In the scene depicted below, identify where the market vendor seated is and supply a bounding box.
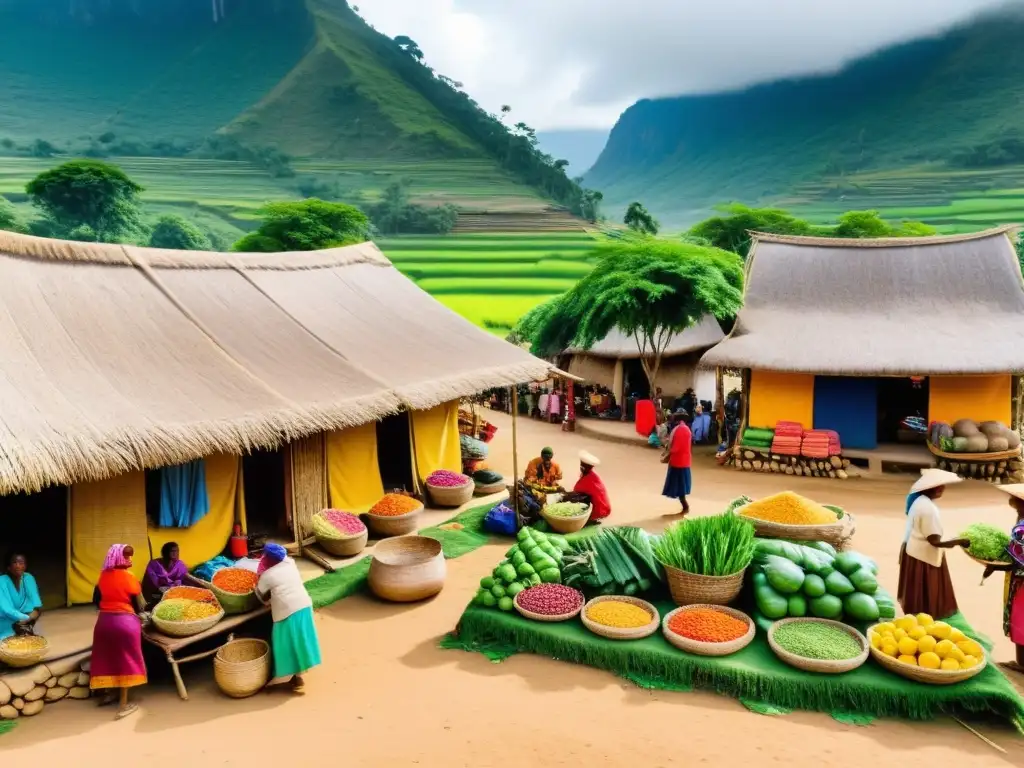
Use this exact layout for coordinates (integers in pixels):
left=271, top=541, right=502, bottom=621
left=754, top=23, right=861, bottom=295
left=0, top=552, right=42, bottom=640
left=142, top=542, right=189, bottom=608
left=571, top=451, right=611, bottom=521
left=524, top=446, right=563, bottom=492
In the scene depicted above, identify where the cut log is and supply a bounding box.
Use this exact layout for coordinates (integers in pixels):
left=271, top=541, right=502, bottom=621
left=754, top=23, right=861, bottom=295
left=836, top=469, right=848, bottom=480
left=830, top=456, right=843, bottom=468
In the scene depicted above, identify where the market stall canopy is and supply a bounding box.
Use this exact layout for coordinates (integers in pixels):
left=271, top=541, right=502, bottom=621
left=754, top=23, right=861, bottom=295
left=0, top=231, right=552, bottom=494
left=566, top=315, right=725, bottom=359
left=701, top=226, right=1024, bottom=376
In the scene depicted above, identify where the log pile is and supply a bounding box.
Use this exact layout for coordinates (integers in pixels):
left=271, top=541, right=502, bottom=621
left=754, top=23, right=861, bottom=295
left=934, top=455, right=1024, bottom=485
left=728, top=446, right=856, bottom=480
left=0, top=653, right=91, bottom=722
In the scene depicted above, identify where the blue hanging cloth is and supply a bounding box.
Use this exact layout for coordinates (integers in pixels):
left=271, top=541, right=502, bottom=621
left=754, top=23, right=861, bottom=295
left=159, top=459, right=211, bottom=528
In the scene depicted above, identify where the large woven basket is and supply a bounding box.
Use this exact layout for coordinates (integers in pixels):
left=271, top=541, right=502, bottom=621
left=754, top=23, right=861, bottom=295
left=317, top=528, right=369, bottom=558
left=580, top=595, right=660, bottom=640
left=513, top=588, right=584, bottom=623
left=366, top=504, right=423, bottom=537
left=661, top=605, right=755, bottom=657
left=0, top=636, right=49, bottom=668
left=151, top=608, right=224, bottom=638
left=193, top=574, right=260, bottom=615
left=368, top=536, right=446, bottom=602
left=427, top=479, right=474, bottom=507
left=744, top=515, right=852, bottom=547
left=866, top=623, right=988, bottom=685
left=214, top=638, right=270, bottom=698
left=474, top=480, right=506, bottom=496
left=541, top=504, right=592, bottom=534
left=661, top=563, right=746, bottom=606
left=768, top=618, right=869, bottom=674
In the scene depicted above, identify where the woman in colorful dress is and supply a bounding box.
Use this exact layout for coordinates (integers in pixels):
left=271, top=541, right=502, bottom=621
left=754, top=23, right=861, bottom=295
left=90, top=544, right=147, bottom=720
left=142, top=541, right=189, bottom=608
left=0, top=552, right=42, bottom=640
left=897, top=469, right=970, bottom=620
left=255, top=543, right=321, bottom=693
left=982, top=484, right=1024, bottom=674
left=662, top=412, right=693, bottom=515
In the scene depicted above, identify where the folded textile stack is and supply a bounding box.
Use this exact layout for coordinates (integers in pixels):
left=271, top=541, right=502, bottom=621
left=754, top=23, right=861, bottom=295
left=771, top=420, right=804, bottom=455
left=741, top=426, right=774, bottom=450
left=802, top=429, right=841, bottom=459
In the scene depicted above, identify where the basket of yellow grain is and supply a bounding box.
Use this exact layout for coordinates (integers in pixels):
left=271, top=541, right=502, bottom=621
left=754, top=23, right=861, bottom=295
left=0, top=634, right=49, bottom=667
left=735, top=492, right=854, bottom=547
left=152, top=596, right=225, bottom=637
left=580, top=595, right=660, bottom=640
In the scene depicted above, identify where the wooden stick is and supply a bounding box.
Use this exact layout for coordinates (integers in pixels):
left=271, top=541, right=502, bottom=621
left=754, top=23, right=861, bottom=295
left=951, top=717, right=1006, bottom=754
left=510, top=386, right=520, bottom=528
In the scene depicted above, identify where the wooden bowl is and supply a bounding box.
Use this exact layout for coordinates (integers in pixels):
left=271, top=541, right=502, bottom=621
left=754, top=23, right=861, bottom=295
left=368, top=536, right=446, bottom=602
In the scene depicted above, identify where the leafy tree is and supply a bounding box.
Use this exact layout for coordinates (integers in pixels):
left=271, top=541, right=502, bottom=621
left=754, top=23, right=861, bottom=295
left=149, top=214, right=212, bottom=251
left=0, top=196, right=24, bottom=233
left=231, top=199, right=369, bottom=253
left=575, top=188, right=603, bottom=223
left=25, top=159, right=144, bottom=241
left=364, top=180, right=458, bottom=235
left=393, top=35, right=424, bottom=60
left=1017, top=231, right=1024, bottom=275
left=514, top=239, right=743, bottom=391
left=624, top=202, right=659, bottom=235
left=833, top=210, right=935, bottom=238
left=29, top=139, right=58, bottom=158
left=687, top=204, right=815, bottom=259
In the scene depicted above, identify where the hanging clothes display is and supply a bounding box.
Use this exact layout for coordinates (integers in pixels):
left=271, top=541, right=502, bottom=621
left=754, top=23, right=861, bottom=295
left=159, top=459, right=211, bottom=528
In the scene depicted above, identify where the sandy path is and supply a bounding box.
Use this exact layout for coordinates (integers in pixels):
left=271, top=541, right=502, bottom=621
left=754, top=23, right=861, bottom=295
left=6, top=411, right=1024, bottom=765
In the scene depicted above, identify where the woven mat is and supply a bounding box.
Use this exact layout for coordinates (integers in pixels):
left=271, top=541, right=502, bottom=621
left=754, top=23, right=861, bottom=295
left=446, top=601, right=1024, bottom=730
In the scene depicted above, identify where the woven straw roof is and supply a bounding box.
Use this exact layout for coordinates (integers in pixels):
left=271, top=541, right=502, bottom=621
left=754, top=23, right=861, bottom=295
left=701, top=226, right=1024, bottom=375
left=567, top=315, right=724, bottom=359
left=0, top=231, right=550, bottom=494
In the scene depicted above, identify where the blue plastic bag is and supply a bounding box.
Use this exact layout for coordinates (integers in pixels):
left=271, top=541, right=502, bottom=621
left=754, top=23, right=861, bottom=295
left=483, top=502, right=518, bottom=536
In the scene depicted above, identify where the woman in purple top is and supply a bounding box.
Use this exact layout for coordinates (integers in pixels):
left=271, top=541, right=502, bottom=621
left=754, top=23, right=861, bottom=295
left=142, top=542, right=188, bottom=608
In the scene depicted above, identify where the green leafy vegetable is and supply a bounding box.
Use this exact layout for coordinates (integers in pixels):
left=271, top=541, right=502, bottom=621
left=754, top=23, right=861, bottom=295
left=958, top=523, right=1011, bottom=562
left=652, top=513, right=755, bottom=576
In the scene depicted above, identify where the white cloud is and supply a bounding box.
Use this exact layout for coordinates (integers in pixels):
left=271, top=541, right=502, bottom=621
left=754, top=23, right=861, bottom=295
left=358, top=0, right=1010, bottom=129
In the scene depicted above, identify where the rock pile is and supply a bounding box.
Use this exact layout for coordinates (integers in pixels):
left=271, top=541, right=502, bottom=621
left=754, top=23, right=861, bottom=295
left=0, top=652, right=90, bottom=721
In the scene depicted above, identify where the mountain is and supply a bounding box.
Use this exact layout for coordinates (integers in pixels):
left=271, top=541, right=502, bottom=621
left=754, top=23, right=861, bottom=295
left=537, top=129, right=609, bottom=176
left=586, top=9, right=1024, bottom=229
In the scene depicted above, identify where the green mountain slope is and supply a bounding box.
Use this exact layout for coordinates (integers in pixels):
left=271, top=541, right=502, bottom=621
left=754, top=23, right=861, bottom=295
left=586, top=9, right=1024, bottom=228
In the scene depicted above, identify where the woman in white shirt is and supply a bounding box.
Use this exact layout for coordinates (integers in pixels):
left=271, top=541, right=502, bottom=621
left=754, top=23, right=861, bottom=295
left=897, top=469, right=970, bottom=620
left=255, top=543, right=321, bottom=693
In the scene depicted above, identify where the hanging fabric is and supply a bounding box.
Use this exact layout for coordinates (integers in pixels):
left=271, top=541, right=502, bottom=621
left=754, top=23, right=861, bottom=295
left=159, top=459, right=211, bottom=528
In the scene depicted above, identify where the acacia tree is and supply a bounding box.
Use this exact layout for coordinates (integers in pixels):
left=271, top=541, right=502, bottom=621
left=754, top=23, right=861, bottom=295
left=515, top=239, right=743, bottom=392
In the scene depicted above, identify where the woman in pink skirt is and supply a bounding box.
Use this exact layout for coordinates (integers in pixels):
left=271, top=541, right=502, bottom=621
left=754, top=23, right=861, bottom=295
left=984, top=485, right=1024, bottom=675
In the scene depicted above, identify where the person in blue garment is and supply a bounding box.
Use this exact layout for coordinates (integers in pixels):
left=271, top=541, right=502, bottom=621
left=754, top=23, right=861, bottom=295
left=0, top=552, right=43, bottom=640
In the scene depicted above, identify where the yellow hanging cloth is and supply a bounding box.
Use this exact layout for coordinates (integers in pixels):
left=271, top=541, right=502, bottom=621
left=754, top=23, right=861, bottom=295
left=411, top=400, right=462, bottom=482
left=327, top=423, right=385, bottom=512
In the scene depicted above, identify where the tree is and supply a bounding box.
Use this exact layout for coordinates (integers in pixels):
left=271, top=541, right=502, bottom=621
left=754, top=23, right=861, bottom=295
left=624, top=201, right=659, bottom=235
left=514, top=240, right=743, bottom=392
left=687, top=204, right=814, bottom=258
left=1017, top=231, right=1024, bottom=276
left=149, top=214, right=212, bottom=251
left=0, top=196, right=24, bottom=233
left=25, top=159, right=144, bottom=241
left=231, top=199, right=369, bottom=252
left=833, top=210, right=935, bottom=238
left=393, top=35, right=424, bottom=60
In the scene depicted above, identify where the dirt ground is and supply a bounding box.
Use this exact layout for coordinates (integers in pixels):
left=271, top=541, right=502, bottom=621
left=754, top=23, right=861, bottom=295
left=6, top=411, right=1024, bottom=765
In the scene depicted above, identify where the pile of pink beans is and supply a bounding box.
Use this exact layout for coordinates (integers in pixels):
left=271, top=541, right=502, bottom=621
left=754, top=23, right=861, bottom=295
left=426, top=470, right=470, bottom=487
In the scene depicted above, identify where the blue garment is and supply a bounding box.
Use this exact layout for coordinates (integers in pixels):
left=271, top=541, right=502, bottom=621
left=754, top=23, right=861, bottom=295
left=692, top=413, right=712, bottom=442
left=483, top=502, right=518, bottom=535
left=0, top=573, right=42, bottom=640
left=159, top=459, right=211, bottom=528
left=193, top=555, right=236, bottom=582
left=662, top=466, right=693, bottom=499
left=905, top=491, right=924, bottom=515
left=272, top=606, right=322, bottom=679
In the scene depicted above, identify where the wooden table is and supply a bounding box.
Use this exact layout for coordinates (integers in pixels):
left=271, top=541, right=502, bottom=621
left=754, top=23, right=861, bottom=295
left=143, top=607, right=271, bottom=700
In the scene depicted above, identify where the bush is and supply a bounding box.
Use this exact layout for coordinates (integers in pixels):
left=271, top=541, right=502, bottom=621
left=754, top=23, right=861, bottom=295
left=232, top=199, right=370, bottom=253
left=149, top=214, right=213, bottom=251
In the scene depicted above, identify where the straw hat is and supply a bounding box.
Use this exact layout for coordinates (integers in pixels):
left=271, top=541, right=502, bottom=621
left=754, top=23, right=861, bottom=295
left=910, top=468, right=963, bottom=493
left=579, top=450, right=601, bottom=467
left=996, top=484, right=1024, bottom=501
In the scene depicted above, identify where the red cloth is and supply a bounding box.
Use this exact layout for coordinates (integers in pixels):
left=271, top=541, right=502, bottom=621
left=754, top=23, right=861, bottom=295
left=574, top=470, right=611, bottom=520
left=97, top=569, right=141, bottom=614
left=669, top=423, right=692, bottom=468
left=635, top=400, right=656, bottom=437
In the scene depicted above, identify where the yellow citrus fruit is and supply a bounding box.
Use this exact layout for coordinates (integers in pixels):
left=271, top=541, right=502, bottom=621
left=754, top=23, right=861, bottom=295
left=949, top=628, right=966, bottom=643
left=875, top=622, right=896, bottom=635
left=915, top=613, right=934, bottom=628
left=918, top=652, right=941, bottom=670
left=917, top=635, right=937, bottom=655
left=895, top=616, right=918, bottom=632
left=897, top=637, right=919, bottom=656
left=956, top=639, right=983, bottom=658
left=961, top=655, right=979, bottom=669
left=934, top=639, right=954, bottom=659
left=870, top=633, right=882, bottom=649
left=894, top=628, right=908, bottom=642
left=881, top=640, right=899, bottom=658
left=908, top=627, right=927, bottom=641
left=940, top=658, right=960, bottom=671
left=927, top=622, right=952, bottom=640
left=897, top=654, right=918, bottom=666
left=948, top=646, right=966, bottom=663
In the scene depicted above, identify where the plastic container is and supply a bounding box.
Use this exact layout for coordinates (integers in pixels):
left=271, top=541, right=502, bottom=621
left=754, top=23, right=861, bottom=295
left=229, top=525, right=249, bottom=558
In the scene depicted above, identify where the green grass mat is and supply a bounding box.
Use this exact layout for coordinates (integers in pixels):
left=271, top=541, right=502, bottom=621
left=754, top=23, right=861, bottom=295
left=306, top=557, right=372, bottom=610
left=447, top=601, right=1024, bottom=729
left=0, top=721, right=16, bottom=737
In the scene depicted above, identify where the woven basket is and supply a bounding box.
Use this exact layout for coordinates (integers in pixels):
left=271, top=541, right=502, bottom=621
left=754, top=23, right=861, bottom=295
left=474, top=480, right=506, bottom=496
left=513, top=589, right=584, bottom=623
left=193, top=575, right=260, bottom=615
left=427, top=479, right=474, bottom=507
left=866, top=623, right=988, bottom=685
left=768, top=618, right=869, bottom=674
left=0, top=636, right=49, bottom=668
left=928, top=444, right=1021, bottom=462
left=368, top=536, right=446, bottom=602
left=151, top=608, right=225, bottom=638
left=661, top=563, right=746, bottom=606
left=366, top=504, right=423, bottom=537
left=580, top=595, right=660, bottom=640
left=540, top=504, right=592, bottom=534
left=214, top=638, right=270, bottom=698
left=744, top=516, right=851, bottom=546
left=963, top=550, right=1011, bottom=568
left=661, top=605, right=755, bottom=657
left=317, top=528, right=369, bottom=557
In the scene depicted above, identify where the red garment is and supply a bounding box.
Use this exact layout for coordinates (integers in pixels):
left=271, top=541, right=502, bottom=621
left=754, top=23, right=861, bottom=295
left=669, top=423, right=692, bottom=468
left=574, top=470, right=611, bottom=520
left=635, top=400, right=656, bottom=437
left=97, top=569, right=141, bottom=614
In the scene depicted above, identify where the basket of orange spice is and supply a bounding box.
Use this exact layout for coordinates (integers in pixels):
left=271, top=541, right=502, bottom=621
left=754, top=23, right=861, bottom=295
left=661, top=604, right=755, bottom=657
left=190, top=568, right=262, bottom=615
left=366, top=493, right=424, bottom=537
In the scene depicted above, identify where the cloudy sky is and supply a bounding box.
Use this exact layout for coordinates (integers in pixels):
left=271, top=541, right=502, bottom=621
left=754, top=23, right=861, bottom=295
left=359, top=0, right=1010, bottom=130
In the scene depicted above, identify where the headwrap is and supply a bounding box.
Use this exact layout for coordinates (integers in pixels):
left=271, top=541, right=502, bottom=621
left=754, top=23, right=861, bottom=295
left=541, top=447, right=553, bottom=457
left=102, top=544, right=131, bottom=571
left=257, top=542, right=287, bottom=575
left=1007, top=523, right=1024, bottom=569
left=904, top=491, right=923, bottom=516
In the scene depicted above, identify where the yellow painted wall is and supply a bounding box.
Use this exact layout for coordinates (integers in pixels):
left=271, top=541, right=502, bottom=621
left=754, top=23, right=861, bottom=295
left=748, top=370, right=815, bottom=429
left=929, top=375, right=1012, bottom=426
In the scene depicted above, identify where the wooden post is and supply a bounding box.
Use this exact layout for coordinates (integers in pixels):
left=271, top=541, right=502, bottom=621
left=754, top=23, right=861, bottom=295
left=510, top=386, right=521, bottom=527
left=715, top=366, right=726, bottom=444
left=65, top=486, right=72, bottom=608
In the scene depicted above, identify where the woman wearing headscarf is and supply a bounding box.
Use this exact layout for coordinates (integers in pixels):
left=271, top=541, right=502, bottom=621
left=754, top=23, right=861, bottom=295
left=255, top=543, right=321, bottom=693
left=981, top=484, right=1024, bottom=674
left=898, top=469, right=970, bottom=620
left=142, top=541, right=189, bottom=608
left=0, top=552, right=42, bottom=640
left=90, top=544, right=147, bottom=720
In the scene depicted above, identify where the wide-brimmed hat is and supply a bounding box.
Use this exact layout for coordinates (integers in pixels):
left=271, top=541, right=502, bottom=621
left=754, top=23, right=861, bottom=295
left=579, top=450, right=601, bottom=467
left=996, top=484, right=1024, bottom=502
left=910, top=468, right=963, bottom=494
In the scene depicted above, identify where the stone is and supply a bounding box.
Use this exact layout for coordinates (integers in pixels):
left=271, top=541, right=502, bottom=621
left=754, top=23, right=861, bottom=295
left=828, top=470, right=837, bottom=479
left=830, top=456, right=843, bottom=468
left=24, top=685, right=45, bottom=702
left=3, top=669, right=37, bottom=698
left=784, top=466, right=794, bottom=475
left=770, top=461, right=780, bottom=472
left=43, top=652, right=90, bottom=679
left=44, top=677, right=56, bottom=689
left=30, top=665, right=50, bottom=685
left=986, top=464, right=996, bottom=477
left=44, top=686, right=68, bottom=703
left=752, top=460, right=763, bottom=471
left=794, top=466, right=804, bottom=476
left=79, top=659, right=90, bottom=673
left=77, top=672, right=90, bottom=687
left=12, top=698, right=23, bottom=711
left=20, top=699, right=43, bottom=716
left=836, top=470, right=848, bottom=480
left=0, top=705, right=17, bottom=720
left=0, top=679, right=9, bottom=706
left=68, top=687, right=91, bottom=700
left=743, top=450, right=755, bottom=460
left=57, top=672, right=79, bottom=689
left=742, top=460, right=752, bottom=471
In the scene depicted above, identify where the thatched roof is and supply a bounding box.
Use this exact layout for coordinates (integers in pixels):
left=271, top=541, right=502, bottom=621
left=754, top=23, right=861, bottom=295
left=701, top=226, right=1024, bottom=375
left=567, top=315, right=724, bottom=359
left=0, top=231, right=551, bottom=494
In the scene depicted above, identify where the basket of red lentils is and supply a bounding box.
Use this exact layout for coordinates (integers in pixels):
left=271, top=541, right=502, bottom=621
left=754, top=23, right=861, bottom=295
left=366, top=493, right=424, bottom=537
left=661, top=604, right=755, bottom=657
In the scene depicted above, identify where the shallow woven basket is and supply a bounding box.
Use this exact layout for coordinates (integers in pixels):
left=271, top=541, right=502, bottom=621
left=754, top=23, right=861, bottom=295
left=151, top=608, right=225, bottom=638
left=368, top=535, right=446, bottom=602
left=427, top=479, right=474, bottom=507
left=541, top=504, right=592, bottom=534
left=745, top=516, right=851, bottom=546
left=963, top=549, right=1011, bottom=569
left=193, top=575, right=260, bottom=615
left=661, top=563, right=746, bottom=606
left=474, top=479, right=506, bottom=496
left=214, top=638, right=270, bottom=698
left=661, top=605, right=755, bottom=657
left=581, top=595, right=660, bottom=640
left=317, top=528, right=369, bottom=557
left=0, top=636, right=49, bottom=668
left=366, top=503, right=423, bottom=537
left=768, top=618, right=869, bottom=674
left=865, top=623, right=988, bottom=685
left=513, top=588, right=584, bottom=623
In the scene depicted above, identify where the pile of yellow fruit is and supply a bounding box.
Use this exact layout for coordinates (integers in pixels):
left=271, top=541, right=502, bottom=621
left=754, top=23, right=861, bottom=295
left=869, top=613, right=983, bottom=671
